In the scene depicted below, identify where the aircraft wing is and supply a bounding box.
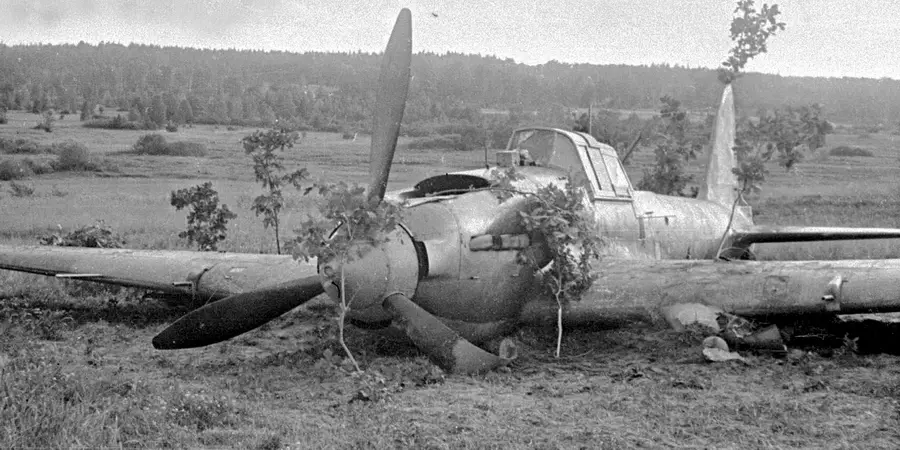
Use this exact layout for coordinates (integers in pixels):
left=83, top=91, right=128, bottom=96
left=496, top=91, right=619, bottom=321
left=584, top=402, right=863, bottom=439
left=731, top=225, right=900, bottom=246
left=0, top=245, right=319, bottom=302
left=519, top=258, right=900, bottom=327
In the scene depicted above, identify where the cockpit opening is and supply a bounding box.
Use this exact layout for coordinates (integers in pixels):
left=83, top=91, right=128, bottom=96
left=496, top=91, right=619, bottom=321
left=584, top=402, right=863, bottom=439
left=402, top=174, right=492, bottom=198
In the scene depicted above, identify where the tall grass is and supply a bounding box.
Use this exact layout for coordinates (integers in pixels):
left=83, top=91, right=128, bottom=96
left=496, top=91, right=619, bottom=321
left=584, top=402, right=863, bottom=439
left=0, top=343, right=245, bottom=448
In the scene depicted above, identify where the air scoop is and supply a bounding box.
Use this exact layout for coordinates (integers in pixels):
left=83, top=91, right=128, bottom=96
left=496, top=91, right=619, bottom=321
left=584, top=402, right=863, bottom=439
left=318, top=225, right=420, bottom=322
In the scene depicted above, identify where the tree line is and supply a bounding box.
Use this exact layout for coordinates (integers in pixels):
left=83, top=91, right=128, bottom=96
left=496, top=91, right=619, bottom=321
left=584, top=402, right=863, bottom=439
left=1, top=41, right=898, bottom=132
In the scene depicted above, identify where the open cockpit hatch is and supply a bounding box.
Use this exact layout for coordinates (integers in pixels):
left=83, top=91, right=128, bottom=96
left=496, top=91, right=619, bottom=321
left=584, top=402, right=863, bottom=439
left=506, top=127, right=634, bottom=200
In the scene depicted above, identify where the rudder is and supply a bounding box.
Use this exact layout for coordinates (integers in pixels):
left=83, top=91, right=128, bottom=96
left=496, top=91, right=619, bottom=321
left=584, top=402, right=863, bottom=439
left=697, top=84, right=738, bottom=207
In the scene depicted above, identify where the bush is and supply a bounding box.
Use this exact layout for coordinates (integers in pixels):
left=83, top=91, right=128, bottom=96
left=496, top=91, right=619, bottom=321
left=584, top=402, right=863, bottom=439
left=164, top=141, right=207, bottom=157
left=22, top=157, right=54, bottom=175
left=829, top=146, right=874, bottom=157
left=39, top=221, right=124, bottom=248
left=52, top=141, right=98, bottom=171
left=0, top=159, right=34, bottom=180
left=82, top=117, right=146, bottom=130
left=33, top=110, right=55, bottom=132
left=8, top=181, right=35, bottom=197
left=165, top=123, right=178, bottom=132
left=132, top=134, right=206, bottom=156
left=0, top=107, right=7, bottom=124
left=0, top=137, right=52, bottom=154
left=133, top=134, right=169, bottom=154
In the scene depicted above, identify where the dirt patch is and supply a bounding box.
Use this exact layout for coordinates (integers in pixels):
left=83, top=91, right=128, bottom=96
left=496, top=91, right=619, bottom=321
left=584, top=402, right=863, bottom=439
left=2, top=293, right=899, bottom=449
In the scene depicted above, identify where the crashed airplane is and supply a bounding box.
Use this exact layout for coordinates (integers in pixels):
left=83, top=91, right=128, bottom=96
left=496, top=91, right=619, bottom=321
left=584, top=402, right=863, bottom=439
left=3, top=8, right=900, bottom=373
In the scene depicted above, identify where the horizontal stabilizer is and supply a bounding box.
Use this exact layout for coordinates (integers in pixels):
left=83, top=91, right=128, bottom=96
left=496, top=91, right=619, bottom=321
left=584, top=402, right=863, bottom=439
left=732, top=225, right=900, bottom=246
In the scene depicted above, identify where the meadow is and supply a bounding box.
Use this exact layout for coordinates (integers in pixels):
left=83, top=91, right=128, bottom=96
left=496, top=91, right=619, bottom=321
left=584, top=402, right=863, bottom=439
left=1, top=110, right=900, bottom=449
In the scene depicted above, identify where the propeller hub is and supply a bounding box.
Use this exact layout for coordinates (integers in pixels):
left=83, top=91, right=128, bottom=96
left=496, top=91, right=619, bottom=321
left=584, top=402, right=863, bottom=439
left=319, top=225, right=419, bottom=323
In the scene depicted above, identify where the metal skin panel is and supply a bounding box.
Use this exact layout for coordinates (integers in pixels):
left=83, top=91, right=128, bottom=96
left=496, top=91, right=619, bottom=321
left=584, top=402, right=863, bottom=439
left=629, top=191, right=749, bottom=260
left=0, top=245, right=318, bottom=301
left=195, top=256, right=319, bottom=302
left=520, top=259, right=900, bottom=328
left=401, top=190, right=540, bottom=327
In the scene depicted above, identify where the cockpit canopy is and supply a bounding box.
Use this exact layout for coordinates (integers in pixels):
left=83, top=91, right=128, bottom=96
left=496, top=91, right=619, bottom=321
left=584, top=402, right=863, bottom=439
left=507, top=127, right=633, bottom=199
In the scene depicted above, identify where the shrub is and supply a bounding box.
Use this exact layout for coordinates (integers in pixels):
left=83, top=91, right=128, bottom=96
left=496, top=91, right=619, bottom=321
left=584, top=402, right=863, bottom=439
left=164, top=141, right=206, bottom=157
left=52, top=141, right=97, bottom=171
left=22, top=158, right=54, bottom=175
left=39, top=221, right=124, bottom=248
left=132, top=134, right=169, bottom=155
left=165, top=123, right=178, bottom=132
left=0, top=107, right=7, bottom=124
left=132, top=134, right=206, bottom=156
left=0, top=137, right=52, bottom=154
left=82, top=117, right=145, bottom=130
left=829, top=146, right=874, bottom=157
left=33, top=110, right=55, bottom=132
left=8, top=181, right=35, bottom=197
left=0, top=159, right=34, bottom=180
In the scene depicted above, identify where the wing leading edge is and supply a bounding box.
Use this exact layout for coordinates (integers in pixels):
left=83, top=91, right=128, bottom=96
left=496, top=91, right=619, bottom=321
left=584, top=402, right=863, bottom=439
left=520, top=258, right=900, bottom=327
left=0, top=245, right=319, bottom=302
left=731, top=225, right=900, bottom=247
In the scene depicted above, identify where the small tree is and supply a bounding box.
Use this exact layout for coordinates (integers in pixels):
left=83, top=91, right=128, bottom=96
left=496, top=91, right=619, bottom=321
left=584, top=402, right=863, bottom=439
left=636, top=96, right=703, bottom=196
left=80, top=100, right=93, bottom=121
left=733, top=104, right=832, bottom=193
left=170, top=182, right=237, bottom=251
left=638, top=1, right=786, bottom=197
left=242, top=128, right=308, bottom=254
left=36, top=110, right=55, bottom=133
left=148, top=95, right=167, bottom=128
left=179, top=99, right=194, bottom=125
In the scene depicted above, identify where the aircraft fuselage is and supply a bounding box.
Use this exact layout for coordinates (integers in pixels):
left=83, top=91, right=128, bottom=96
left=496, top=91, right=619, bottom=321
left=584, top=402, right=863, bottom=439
left=337, top=127, right=753, bottom=343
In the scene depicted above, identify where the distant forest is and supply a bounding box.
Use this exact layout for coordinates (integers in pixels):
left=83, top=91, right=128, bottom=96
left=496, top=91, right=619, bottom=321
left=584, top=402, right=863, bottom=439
left=1, top=42, right=899, bottom=133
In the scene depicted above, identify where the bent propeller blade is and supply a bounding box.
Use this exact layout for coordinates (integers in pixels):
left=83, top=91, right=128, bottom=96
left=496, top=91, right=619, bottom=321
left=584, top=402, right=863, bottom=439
left=152, top=275, right=324, bottom=349
left=368, top=8, right=412, bottom=203
left=383, top=293, right=512, bottom=374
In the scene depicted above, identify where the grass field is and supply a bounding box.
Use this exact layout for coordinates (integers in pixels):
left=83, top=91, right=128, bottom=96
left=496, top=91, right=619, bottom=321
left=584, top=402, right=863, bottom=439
left=2, top=111, right=900, bottom=449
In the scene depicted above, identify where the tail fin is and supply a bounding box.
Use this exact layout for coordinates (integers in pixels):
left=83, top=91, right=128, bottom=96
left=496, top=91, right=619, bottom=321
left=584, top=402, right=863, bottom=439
left=697, top=84, right=738, bottom=206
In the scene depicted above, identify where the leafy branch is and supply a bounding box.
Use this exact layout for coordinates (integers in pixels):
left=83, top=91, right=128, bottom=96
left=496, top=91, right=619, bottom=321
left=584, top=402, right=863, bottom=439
left=732, top=104, right=832, bottom=193
left=492, top=169, right=604, bottom=357
left=292, top=182, right=403, bottom=372
left=170, top=182, right=237, bottom=251
left=719, top=0, right=786, bottom=84
left=636, top=96, right=704, bottom=197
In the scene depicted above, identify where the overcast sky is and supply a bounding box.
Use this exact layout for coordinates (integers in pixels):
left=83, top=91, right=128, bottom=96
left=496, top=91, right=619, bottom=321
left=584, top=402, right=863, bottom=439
left=1, top=0, right=897, bottom=80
